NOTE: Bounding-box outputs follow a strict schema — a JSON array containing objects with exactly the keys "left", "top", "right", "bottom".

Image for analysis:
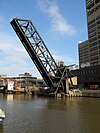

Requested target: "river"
[{"left": 0, "top": 94, "right": 100, "bottom": 133}]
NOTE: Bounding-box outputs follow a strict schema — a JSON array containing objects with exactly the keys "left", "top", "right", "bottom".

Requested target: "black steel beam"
[{"left": 10, "top": 18, "right": 63, "bottom": 90}]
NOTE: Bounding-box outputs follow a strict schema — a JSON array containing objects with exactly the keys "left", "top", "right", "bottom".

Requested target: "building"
[
  {"left": 0, "top": 75, "right": 7, "bottom": 88},
  {"left": 79, "top": 0, "right": 100, "bottom": 66},
  {"left": 19, "top": 72, "right": 32, "bottom": 77},
  {"left": 7, "top": 81, "right": 14, "bottom": 91},
  {"left": 78, "top": 0, "right": 100, "bottom": 67},
  {"left": 72, "top": 64, "right": 100, "bottom": 89},
  {"left": 76, "top": 0, "right": 100, "bottom": 89},
  {"left": 86, "top": 0, "right": 100, "bottom": 65},
  {"left": 0, "top": 73, "right": 46, "bottom": 92},
  {"left": 78, "top": 40, "right": 90, "bottom": 68}
]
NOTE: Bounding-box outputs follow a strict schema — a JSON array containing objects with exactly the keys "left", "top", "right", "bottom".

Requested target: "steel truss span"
[{"left": 10, "top": 18, "right": 67, "bottom": 93}]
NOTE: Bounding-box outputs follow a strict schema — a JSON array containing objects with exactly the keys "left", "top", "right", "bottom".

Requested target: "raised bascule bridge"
[{"left": 10, "top": 18, "right": 74, "bottom": 96}]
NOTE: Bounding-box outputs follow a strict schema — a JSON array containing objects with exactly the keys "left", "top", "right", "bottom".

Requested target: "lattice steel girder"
[{"left": 10, "top": 18, "right": 63, "bottom": 90}]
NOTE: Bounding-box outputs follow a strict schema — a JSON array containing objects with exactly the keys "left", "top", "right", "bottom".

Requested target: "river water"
[{"left": 0, "top": 94, "right": 100, "bottom": 133}]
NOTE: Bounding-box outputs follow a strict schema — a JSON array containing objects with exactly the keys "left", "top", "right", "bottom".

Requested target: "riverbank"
[{"left": 1, "top": 88, "right": 100, "bottom": 98}]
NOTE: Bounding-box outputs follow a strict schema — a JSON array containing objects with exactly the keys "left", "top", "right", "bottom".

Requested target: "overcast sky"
[{"left": 0, "top": 0, "right": 88, "bottom": 77}]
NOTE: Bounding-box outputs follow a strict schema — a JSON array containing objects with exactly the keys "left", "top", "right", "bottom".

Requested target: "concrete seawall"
[
  {"left": 68, "top": 89, "right": 100, "bottom": 98},
  {"left": 82, "top": 90, "right": 100, "bottom": 98}
]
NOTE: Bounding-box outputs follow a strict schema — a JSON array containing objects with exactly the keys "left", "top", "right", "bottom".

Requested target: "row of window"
[
  {"left": 79, "top": 53, "right": 89, "bottom": 57},
  {"left": 89, "top": 36, "right": 97, "bottom": 43},
  {"left": 89, "top": 32, "right": 96, "bottom": 38},
  {"left": 90, "top": 55, "right": 98, "bottom": 61},
  {"left": 79, "top": 52, "right": 89, "bottom": 56},
  {"left": 90, "top": 50, "right": 98, "bottom": 56},
  {"left": 79, "top": 77, "right": 100, "bottom": 81},
  {"left": 95, "top": 0, "right": 100, "bottom": 4},
  {"left": 88, "top": 27, "right": 96, "bottom": 34},
  {"left": 88, "top": 4, "right": 100, "bottom": 16},
  {"left": 87, "top": 1, "right": 94, "bottom": 10},
  {"left": 79, "top": 56, "right": 89, "bottom": 60},
  {"left": 88, "top": 23, "right": 96, "bottom": 30},
  {"left": 79, "top": 45, "right": 88, "bottom": 48},
  {"left": 79, "top": 51, "right": 89, "bottom": 56},
  {"left": 87, "top": 0, "right": 100, "bottom": 7},
  {"left": 88, "top": 15, "right": 100, "bottom": 27},
  {"left": 97, "top": 24, "right": 100, "bottom": 29},
  {"left": 79, "top": 59, "right": 89, "bottom": 64},
  {"left": 78, "top": 69, "right": 99, "bottom": 75},
  {"left": 89, "top": 41, "right": 97, "bottom": 46},
  {"left": 79, "top": 42, "right": 100, "bottom": 54},
  {"left": 89, "top": 32, "right": 100, "bottom": 39},
  {"left": 98, "top": 35, "right": 100, "bottom": 39},
  {"left": 90, "top": 45, "right": 100, "bottom": 52},
  {"left": 88, "top": 27, "right": 100, "bottom": 38},
  {"left": 79, "top": 53, "right": 89, "bottom": 58},
  {"left": 88, "top": 19, "right": 95, "bottom": 25},
  {"left": 97, "top": 30, "right": 100, "bottom": 34},
  {"left": 79, "top": 57, "right": 89, "bottom": 61},
  {"left": 79, "top": 59, "right": 90, "bottom": 63},
  {"left": 79, "top": 47, "right": 89, "bottom": 51},
  {"left": 78, "top": 43, "right": 88, "bottom": 48},
  {"left": 88, "top": 20, "right": 100, "bottom": 31},
  {"left": 90, "top": 45, "right": 98, "bottom": 52},
  {"left": 96, "top": 15, "right": 100, "bottom": 20},
  {"left": 79, "top": 47, "right": 88, "bottom": 51},
  {"left": 97, "top": 19, "right": 100, "bottom": 25}
]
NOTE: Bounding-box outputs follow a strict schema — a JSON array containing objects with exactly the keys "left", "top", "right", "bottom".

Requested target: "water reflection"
[
  {"left": 6, "top": 94, "right": 13, "bottom": 101},
  {"left": 0, "top": 124, "right": 3, "bottom": 133},
  {"left": 1, "top": 94, "right": 34, "bottom": 101},
  {"left": 47, "top": 98, "right": 67, "bottom": 111},
  {"left": 0, "top": 94, "right": 100, "bottom": 133}
]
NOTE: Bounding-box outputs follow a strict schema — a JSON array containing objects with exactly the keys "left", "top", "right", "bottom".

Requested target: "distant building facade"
[
  {"left": 79, "top": 0, "right": 100, "bottom": 67},
  {"left": 72, "top": 64, "right": 100, "bottom": 89},
  {"left": 86, "top": 0, "right": 100, "bottom": 65},
  {"left": 76, "top": 0, "right": 100, "bottom": 88},
  {"left": 0, "top": 73, "right": 46, "bottom": 91},
  {"left": 78, "top": 40, "right": 90, "bottom": 68}
]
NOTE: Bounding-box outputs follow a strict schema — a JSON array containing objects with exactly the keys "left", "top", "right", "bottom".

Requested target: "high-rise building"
[
  {"left": 72, "top": 0, "right": 100, "bottom": 90},
  {"left": 78, "top": 40, "right": 90, "bottom": 67},
  {"left": 79, "top": 0, "right": 100, "bottom": 67},
  {"left": 86, "top": 0, "right": 100, "bottom": 65}
]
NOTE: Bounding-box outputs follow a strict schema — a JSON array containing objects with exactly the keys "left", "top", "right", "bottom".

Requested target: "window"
[
  {"left": 97, "top": 20, "right": 100, "bottom": 25},
  {"left": 89, "top": 41, "right": 97, "bottom": 47},
  {"left": 96, "top": 15, "right": 100, "bottom": 20},
  {"left": 88, "top": 23, "right": 96, "bottom": 30},
  {"left": 90, "top": 51, "right": 98, "bottom": 56},
  {"left": 88, "top": 28, "right": 96, "bottom": 34},
  {"left": 95, "top": 0, "right": 100, "bottom": 4},
  {"left": 90, "top": 46, "right": 98, "bottom": 52},
  {"left": 97, "top": 30, "right": 100, "bottom": 34},
  {"left": 89, "top": 32, "right": 96, "bottom": 38},
  {"left": 88, "top": 19, "right": 95, "bottom": 25},
  {"left": 98, "top": 35, "right": 100, "bottom": 39},
  {"left": 89, "top": 37, "right": 97, "bottom": 43},
  {"left": 88, "top": 8, "right": 95, "bottom": 16},
  {"left": 95, "top": 4, "right": 100, "bottom": 10},
  {"left": 87, "top": 2, "right": 94, "bottom": 10},
  {"left": 90, "top": 56, "right": 98, "bottom": 61}
]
